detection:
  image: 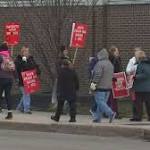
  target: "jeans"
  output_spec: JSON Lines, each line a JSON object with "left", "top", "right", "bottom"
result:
{"left": 17, "top": 87, "right": 31, "bottom": 112}
{"left": 94, "top": 91, "right": 114, "bottom": 122}
{"left": 91, "top": 95, "right": 97, "bottom": 112}
{"left": 107, "top": 91, "right": 119, "bottom": 117}
{"left": 0, "top": 78, "right": 13, "bottom": 111}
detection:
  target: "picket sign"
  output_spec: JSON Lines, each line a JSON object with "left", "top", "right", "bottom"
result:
{"left": 112, "top": 72, "right": 130, "bottom": 99}
{"left": 70, "top": 22, "right": 88, "bottom": 64}
{"left": 21, "top": 69, "right": 40, "bottom": 94}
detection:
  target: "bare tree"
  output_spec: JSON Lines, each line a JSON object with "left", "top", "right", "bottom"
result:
{"left": 4, "top": 0, "right": 101, "bottom": 91}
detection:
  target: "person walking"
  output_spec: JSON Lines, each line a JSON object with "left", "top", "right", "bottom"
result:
{"left": 90, "top": 48, "right": 116, "bottom": 123}
{"left": 108, "top": 46, "right": 122, "bottom": 118}
{"left": 126, "top": 47, "right": 142, "bottom": 121}
{"left": 15, "top": 46, "right": 40, "bottom": 114}
{"left": 52, "top": 46, "right": 72, "bottom": 111}
{"left": 88, "top": 56, "right": 98, "bottom": 117}
{"left": 133, "top": 51, "right": 150, "bottom": 121}
{"left": 51, "top": 60, "right": 79, "bottom": 122}
{"left": 0, "top": 42, "right": 15, "bottom": 119}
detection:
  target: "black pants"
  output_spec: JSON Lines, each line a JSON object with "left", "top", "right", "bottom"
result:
{"left": 55, "top": 97, "right": 76, "bottom": 120}
{"left": 135, "top": 92, "right": 150, "bottom": 120}
{"left": 0, "top": 78, "right": 13, "bottom": 111}
{"left": 132, "top": 101, "right": 138, "bottom": 119}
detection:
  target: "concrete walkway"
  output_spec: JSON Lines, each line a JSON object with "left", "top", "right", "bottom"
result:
{"left": 0, "top": 110, "right": 150, "bottom": 139}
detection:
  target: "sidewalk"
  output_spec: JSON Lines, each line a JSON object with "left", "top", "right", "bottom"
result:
{"left": 0, "top": 110, "right": 150, "bottom": 140}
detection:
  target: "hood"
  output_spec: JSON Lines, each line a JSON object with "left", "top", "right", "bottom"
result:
{"left": 97, "top": 48, "right": 109, "bottom": 61}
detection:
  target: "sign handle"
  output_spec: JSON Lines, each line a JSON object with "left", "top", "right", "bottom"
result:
{"left": 10, "top": 45, "right": 14, "bottom": 57}
{"left": 73, "top": 48, "right": 78, "bottom": 64}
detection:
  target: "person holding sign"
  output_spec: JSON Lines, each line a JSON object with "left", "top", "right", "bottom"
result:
{"left": 126, "top": 47, "right": 143, "bottom": 121}
{"left": 51, "top": 60, "right": 79, "bottom": 122}
{"left": 15, "top": 46, "right": 40, "bottom": 114}
{"left": 133, "top": 51, "right": 150, "bottom": 121}
{"left": 108, "top": 46, "right": 122, "bottom": 119}
{"left": 0, "top": 42, "right": 15, "bottom": 119}
{"left": 53, "top": 46, "right": 72, "bottom": 112}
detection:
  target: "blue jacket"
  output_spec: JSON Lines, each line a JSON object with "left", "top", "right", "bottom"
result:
{"left": 133, "top": 58, "right": 150, "bottom": 92}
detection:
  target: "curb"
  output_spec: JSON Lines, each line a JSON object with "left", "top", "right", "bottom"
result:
{"left": 0, "top": 121, "right": 150, "bottom": 139}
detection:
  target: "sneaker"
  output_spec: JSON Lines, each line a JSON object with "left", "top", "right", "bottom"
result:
{"left": 16, "top": 108, "right": 24, "bottom": 113}
{"left": 93, "top": 120, "right": 101, "bottom": 123}
{"left": 109, "top": 112, "right": 116, "bottom": 123}
{"left": 115, "top": 115, "right": 122, "bottom": 119}
{"left": 5, "top": 112, "right": 13, "bottom": 120}
{"left": 130, "top": 118, "right": 142, "bottom": 122}
{"left": 89, "top": 109, "right": 95, "bottom": 118}
{"left": 51, "top": 115, "right": 59, "bottom": 122}
{"left": 24, "top": 111, "right": 32, "bottom": 114}
{"left": 69, "top": 118, "right": 76, "bottom": 123}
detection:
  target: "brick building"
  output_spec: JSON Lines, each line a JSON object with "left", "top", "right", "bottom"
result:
{"left": 0, "top": 0, "right": 150, "bottom": 98}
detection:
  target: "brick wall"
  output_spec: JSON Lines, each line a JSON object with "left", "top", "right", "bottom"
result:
{"left": 0, "top": 4, "right": 150, "bottom": 96}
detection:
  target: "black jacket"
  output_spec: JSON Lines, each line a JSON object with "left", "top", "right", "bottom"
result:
{"left": 56, "top": 55, "right": 71, "bottom": 75}
{"left": 133, "top": 58, "right": 150, "bottom": 92}
{"left": 15, "top": 55, "right": 40, "bottom": 86}
{"left": 57, "top": 67, "right": 79, "bottom": 100}
{"left": 109, "top": 55, "right": 122, "bottom": 73}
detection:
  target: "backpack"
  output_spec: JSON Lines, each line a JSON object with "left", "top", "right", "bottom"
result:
{"left": 0, "top": 50, "right": 15, "bottom": 72}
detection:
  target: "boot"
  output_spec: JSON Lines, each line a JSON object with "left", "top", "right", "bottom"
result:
{"left": 5, "top": 112, "right": 13, "bottom": 120}
{"left": 69, "top": 117, "right": 76, "bottom": 123}
{"left": 51, "top": 115, "right": 59, "bottom": 122}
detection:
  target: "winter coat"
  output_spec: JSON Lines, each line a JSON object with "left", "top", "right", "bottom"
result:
{"left": 109, "top": 55, "right": 122, "bottom": 73}
{"left": 15, "top": 55, "right": 40, "bottom": 86}
{"left": 92, "top": 49, "right": 114, "bottom": 91}
{"left": 0, "top": 49, "right": 14, "bottom": 79}
{"left": 57, "top": 67, "right": 79, "bottom": 100}
{"left": 56, "top": 55, "right": 71, "bottom": 76}
{"left": 126, "top": 57, "right": 137, "bottom": 75}
{"left": 133, "top": 58, "right": 150, "bottom": 92}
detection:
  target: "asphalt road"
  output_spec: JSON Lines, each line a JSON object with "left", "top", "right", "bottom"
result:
{"left": 0, "top": 130, "right": 150, "bottom": 150}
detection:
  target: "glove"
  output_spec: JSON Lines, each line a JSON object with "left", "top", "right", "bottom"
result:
{"left": 90, "top": 82, "right": 97, "bottom": 91}
{"left": 22, "top": 56, "right": 27, "bottom": 62}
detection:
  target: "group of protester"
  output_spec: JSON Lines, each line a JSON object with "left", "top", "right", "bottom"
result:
{"left": 0, "top": 42, "right": 150, "bottom": 123}
{"left": 89, "top": 46, "right": 150, "bottom": 123}
{"left": 0, "top": 42, "right": 40, "bottom": 119}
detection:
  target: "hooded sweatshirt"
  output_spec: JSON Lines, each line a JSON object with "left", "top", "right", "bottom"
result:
{"left": 92, "top": 48, "right": 114, "bottom": 90}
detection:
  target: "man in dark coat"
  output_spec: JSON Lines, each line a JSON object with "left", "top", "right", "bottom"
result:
{"left": 51, "top": 60, "right": 79, "bottom": 122}
{"left": 133, "top": 53, "right": 150, "bottom": 121}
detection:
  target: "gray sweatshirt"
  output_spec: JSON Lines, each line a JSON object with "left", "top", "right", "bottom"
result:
{"left": 92, "top": 49, "right": 114, "bottom": 90}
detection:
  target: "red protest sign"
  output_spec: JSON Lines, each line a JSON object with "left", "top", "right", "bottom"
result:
{"left": 112, "top": 72, "right": 129, "bottom": 99}
{"left": 5, "top": 22, "right": 20, "bottom": 46}
{"left": 70, "top": 23, "right": 88, "bottom": 48}
{"left": 21, "top": 69, "right": 40, "bottom": 94}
